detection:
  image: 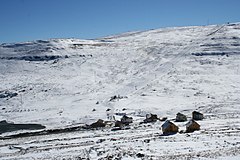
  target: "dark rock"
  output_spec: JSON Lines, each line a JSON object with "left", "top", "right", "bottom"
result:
{"left": 96, "top": 139, "right": 105, "bottom": 143}
{"left": 0, "top": 121, "right": 45, "bottom": 134}
{"left": 110, "top": 138, "right": 117, "bottom": 141}
{"left": 159, "top": 117, "right": 168, "bottom": 121}
{"left": 106, "top": 108, "right": 111, "bottom": 111}
{"left": 179, "top": 130, "right": 185, "bottom": 134}
{"left": 0, "top": 91, "right": 18, "bottom": 99}
{"left": 109, "top": 95, "right": 127, "bottom": 102}
{"left": 192, "top": 52, "right": 226, "bottom": 56}
{"left": 144, "top": 139, "right": 150, "bottom": 143}
{"left": 52, "top": 60, "right": 58, "bottom": 64}
{"left": 11, "top": 93, "right": 18, "bottom": 97}
{"left": 92, "top": 109, "right": 96, "bottom": 112}
{"left": 136, "top": 153, "right": 145, "bottom": 158}
{"left": 115, "top": 113, "right": 126, "bottom": 116}
{"left": 109, "top": 95, "right": 118, "bottom": 101}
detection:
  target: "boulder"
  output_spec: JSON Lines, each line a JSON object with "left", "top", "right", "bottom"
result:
{"left": 176, "top": 112, "right": 187, "bottom": 122}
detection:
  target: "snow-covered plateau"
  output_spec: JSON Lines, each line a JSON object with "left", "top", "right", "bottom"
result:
{"left": 0, "top": 23, "right": 240, "bottom": 159}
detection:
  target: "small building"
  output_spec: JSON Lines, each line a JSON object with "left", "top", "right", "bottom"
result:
{"left": 186, "top": 119, "right": 200, "bottom": 133}
{"left": 176, "top": 112, "right": 187, "bottom": 122}
{"left": 192, "top": 111, "right": 204, "bottom": 120}
{"left": 161, "top": 120, "right": 179, "bottom": 135}
{"left": 90, "top": 119, "right": 106, "bottom": 128}
{"left": 143, "top": 113, "right": 158, "bottom": 123}
{"left": 114, "top": 120, "right": 125, "bottom": 128}
{"left": 121, "top": 115, "right": 133, "bottom": 125}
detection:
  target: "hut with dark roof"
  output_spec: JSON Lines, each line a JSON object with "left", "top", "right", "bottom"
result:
{"left": 161, "top": 120, "right": 179, "bottom": 135}
{"left": 186, "top": 119, "right": 200, "bottom": 133}
{"left": 192, "top": 111, "right": 204, "bottom": 120}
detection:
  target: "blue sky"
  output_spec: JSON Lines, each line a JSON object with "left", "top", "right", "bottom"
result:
{"left": 0, "top": 0, "right": 240, "bottom": 43}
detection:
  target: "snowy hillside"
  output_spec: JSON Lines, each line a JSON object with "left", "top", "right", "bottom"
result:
{"left": 0, "top": 23, "right": 240, "bottom": 159}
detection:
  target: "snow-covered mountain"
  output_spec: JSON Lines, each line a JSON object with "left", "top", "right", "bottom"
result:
{"left": 0, "top": 23, "right": 240, "bottom": 159}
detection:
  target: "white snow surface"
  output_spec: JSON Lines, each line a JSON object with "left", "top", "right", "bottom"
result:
{"left": 0, "top": 23, "right": 240, "bottom": 159}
